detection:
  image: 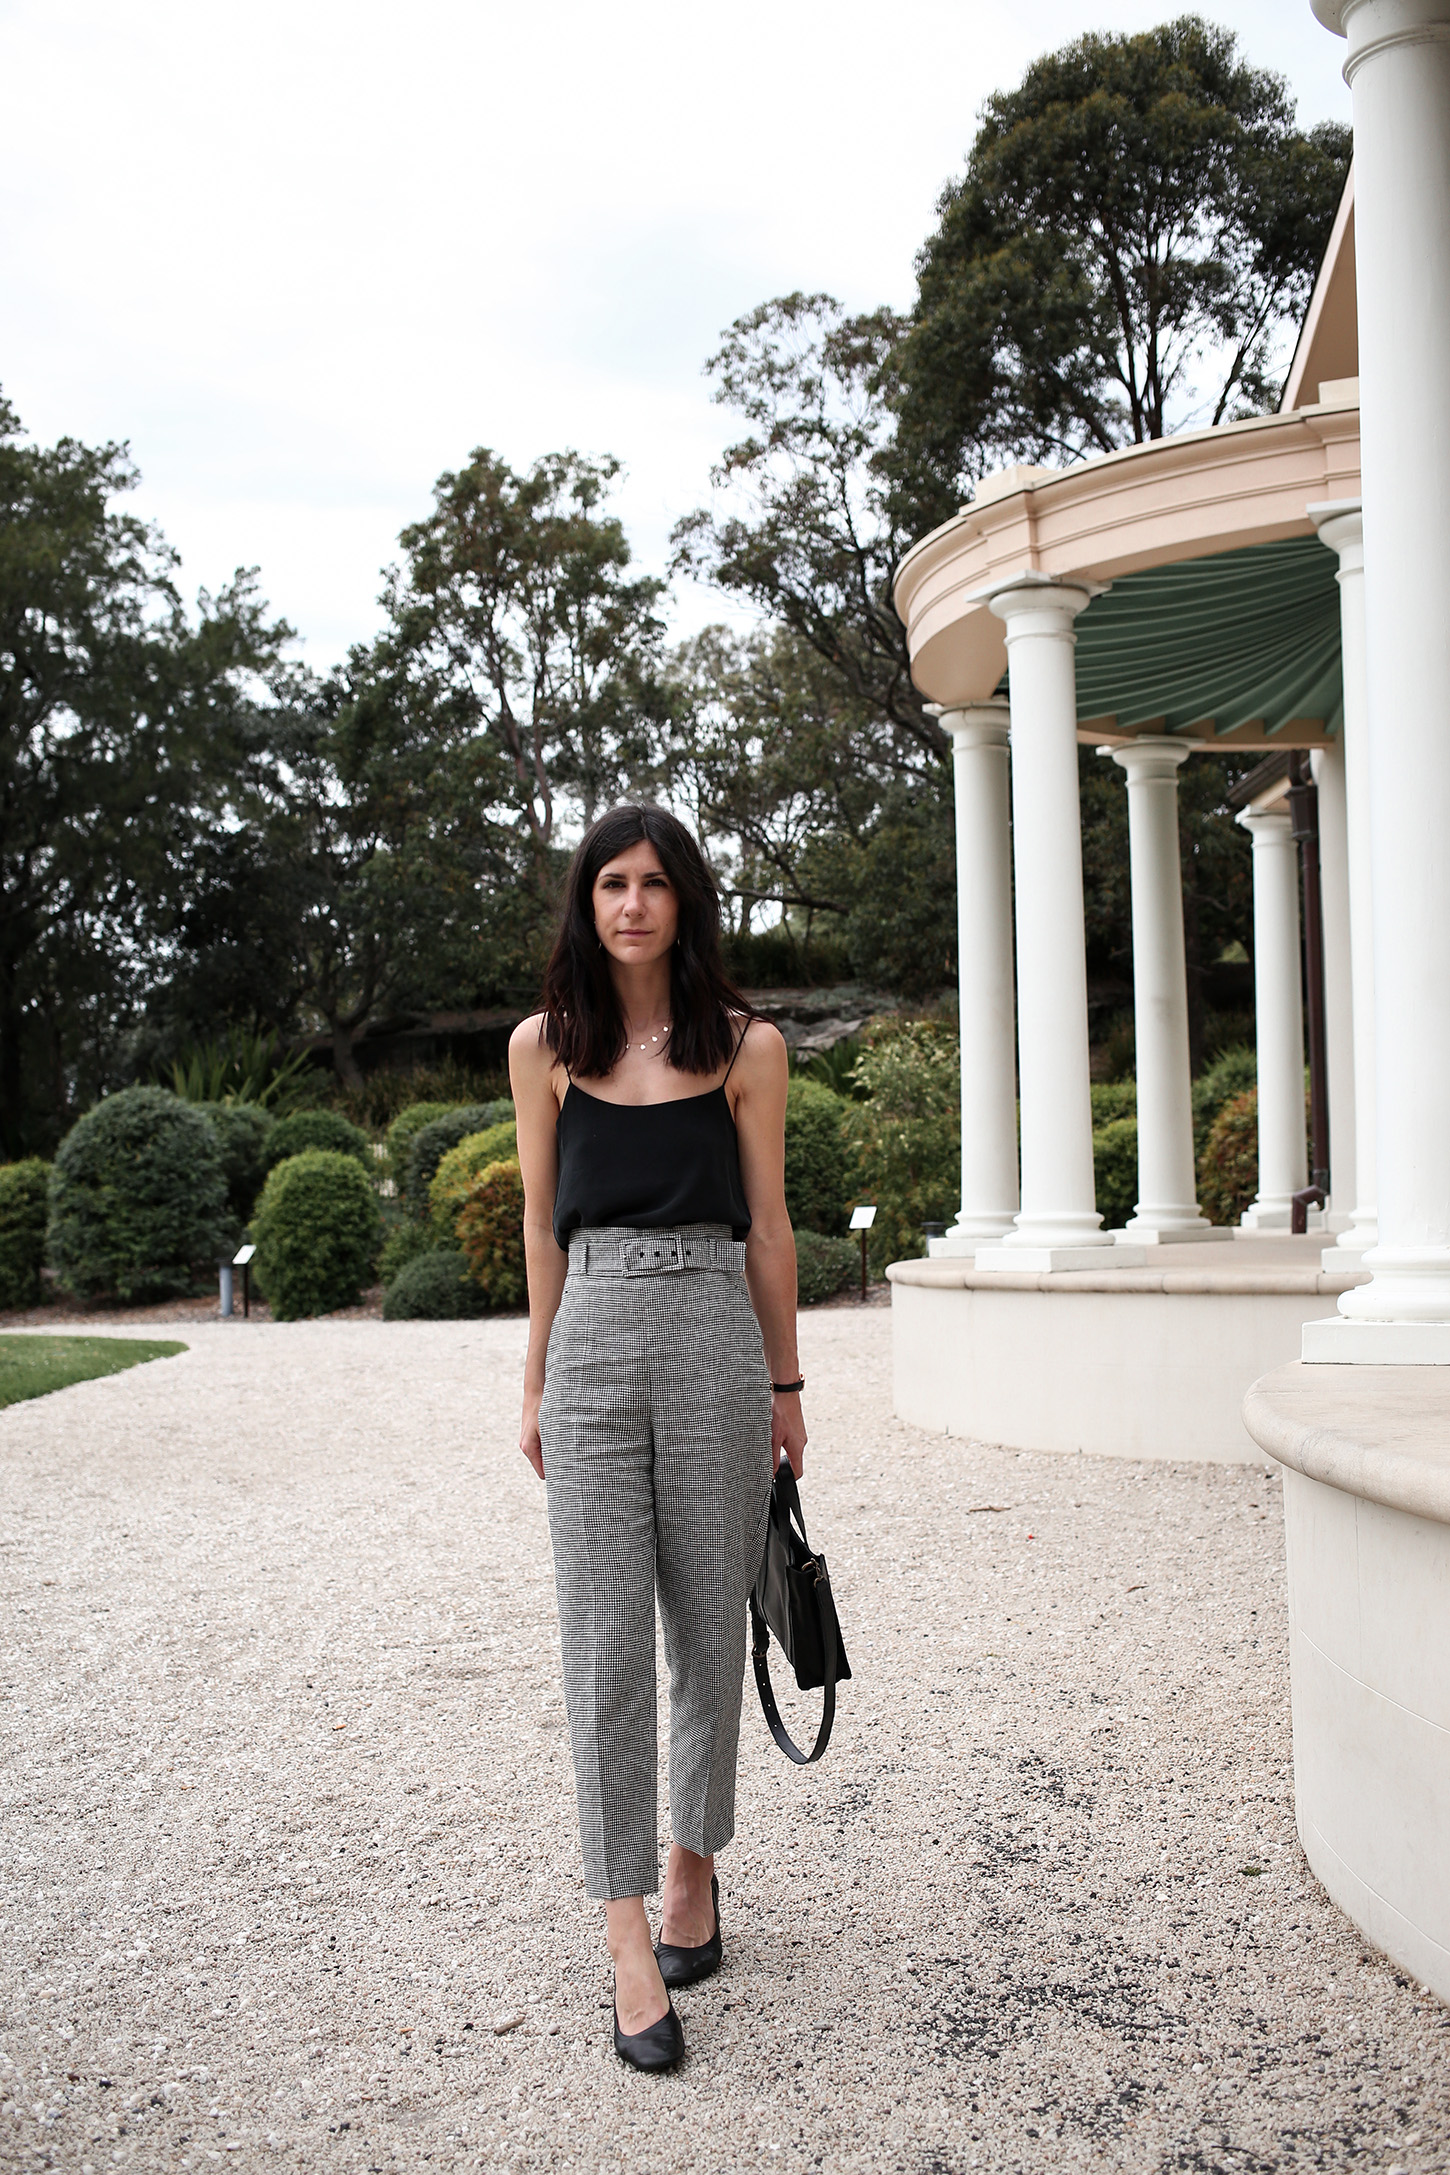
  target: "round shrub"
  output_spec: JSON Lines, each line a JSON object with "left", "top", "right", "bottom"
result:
{"left": 0, "top": 1158, "right": 51, "bottom": 1310}
{"left": 199, "top": 1103, "right": 274, "bottom": 1223}
{"left": 1198, "top": 1088, "right": 1260, "bottom": 1228}
{"left": 794, "top": 1228, "right": 857, "bottom": 1306}
{"left": 429, "top": 1121, "right": 519, "bottom": 1238}
{"left": 783, "top": 1080, "right": 852, "bottom": 1235}
{"left": 378, "top": 1217, "right": 442, "bottom": 1288}
{"left": 49, "top": 1087, "right": 232, "bottom": 1301}
{"left": 262, "top": 1108, "right": 372, "bottom": 1174}
{"left": 1192, "top": 1044, "right": 1257, "bottom": 1161}
{"left": 842, "top": 1020, "right": 960, "bottom": 1276}
{"left": 252, "top": 1150, "right": 381, "bottom": 1320}
{"left": 404, "top": 1103, "right": 513, "bottom": 1213}
{"left": 1090, "top": 1081, "right": 1137, "bottom": 1127}
{"left": 382, "top": 1248, "right": 490, "bottom": 1321}
{"left": 384, "top": 1101, "right": 457, "bottom": 1186}
{"left": 1092, "top": 1116, "right": 1139, "bottom": 1231}
{"left": 456, "top": 1160, "right": 527, "bottom": 1307}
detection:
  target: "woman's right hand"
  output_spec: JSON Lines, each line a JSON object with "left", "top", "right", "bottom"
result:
{"left": 520, "top": 1390, "right": 545, "bottom": 1480}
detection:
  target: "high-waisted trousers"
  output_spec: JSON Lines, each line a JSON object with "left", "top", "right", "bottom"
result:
{"left": 539, "top": 1224, "right": 774, "bottom": 1899}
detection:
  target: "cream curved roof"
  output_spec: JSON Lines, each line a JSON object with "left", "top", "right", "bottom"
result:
{"left": 894, "top": 389, "right": 1361, "bottom": 717}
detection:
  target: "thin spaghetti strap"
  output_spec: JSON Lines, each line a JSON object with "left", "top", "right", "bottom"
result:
{"left": 721, "top": 1019, "right": 749, "bottom": 1087}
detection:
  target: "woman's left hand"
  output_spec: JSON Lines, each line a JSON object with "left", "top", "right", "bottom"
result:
{"left": 772, "top": 1391, "right": 807, "bottom": 1478}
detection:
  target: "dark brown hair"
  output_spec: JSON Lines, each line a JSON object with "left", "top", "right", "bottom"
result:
{"left": 540, "top": 804, "right": 754, "bottom": 1078}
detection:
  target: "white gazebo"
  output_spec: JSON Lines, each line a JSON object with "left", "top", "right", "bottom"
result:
{"left": 890, "top": 0, "right": 1450, "bottom": 2001}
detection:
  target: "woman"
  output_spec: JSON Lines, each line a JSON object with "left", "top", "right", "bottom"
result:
{"left": 510, "top": 803, "right": 807, "bottom": 2073}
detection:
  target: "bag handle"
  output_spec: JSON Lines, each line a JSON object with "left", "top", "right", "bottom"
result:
{"left": 749, "top": 1575, "right": 840, "bottom": 1766}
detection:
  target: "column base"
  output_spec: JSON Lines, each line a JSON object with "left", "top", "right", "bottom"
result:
{"left": 928, "top": 1217, "right": 1018, "bottom": 1257}
{"left": 1321, "top": 1230, "right": 1377, "bottom": 1271}
{"left": 1302, "top": 1316, "right": 1450, "bottom": 1364}
{"left": 975, "top": 1243, "right": 1150, "bottom": 1271}
{"left": 1121, "top": 1222, "right": 1235, "bottom": 1245}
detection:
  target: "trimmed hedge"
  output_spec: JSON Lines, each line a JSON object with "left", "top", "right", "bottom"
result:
{"left": 456, "top": 1160, "right": 528, "bottom": 1307}
{"left": 384, "top": 1101, "right": 457, "bottom": 1186}
{"left": 199, "top": 1103, "right": 274, "bottom": 1223}
{"left": 783, "top": 1080, "right": 852, "bottom": 1235}
{"left": 382, "top": 1248, "right": 490, "bottom": 1321}
{"left": 0, "top": 1159, "right": 51, "bottom": 1310}
{"left": 404, "top": 1103, "right": 513, "bottom": 1213}
{"left": 429, "top": 1122, "right": 519, "bottom": 1238}
{"left": 48, "top": 1088, "right": 232, "bottom": 1301}
{"left": 1092, "top": 1116, "right": 1139, "bottom": 1231}
{"left": 1192, "top": 1045, "right": 1257, "bottom": 1162}
{"left": 252, "top": 1150, "right": 381, "bottom": 1320}
{"left": 841, "top": 1020, "right": 960, "bottom": 1276}
{"left": 795, "top": 1228, "right": 857, "bottom": 1306}
{"left": 377, "top": 1217, "right": 440, "bottom": 1288}
{"left": 262, "top": 1108, "right": 372, "bottom": 1173}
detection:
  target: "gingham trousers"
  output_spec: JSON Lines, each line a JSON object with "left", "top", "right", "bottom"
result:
{"left": 538, "top": 1225, "right": 774, "bottom": 1899}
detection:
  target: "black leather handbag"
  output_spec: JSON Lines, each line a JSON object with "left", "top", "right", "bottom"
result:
{"left": 749, "top": 1463, "right": 851, "bottom": 1765}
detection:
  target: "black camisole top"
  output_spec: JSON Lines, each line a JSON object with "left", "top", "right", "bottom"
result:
{"left": 552, "top": 1056, "right": 752, "bottom": 1250}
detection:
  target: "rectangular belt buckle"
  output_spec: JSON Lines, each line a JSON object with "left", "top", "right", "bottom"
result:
{"left": 623, "top": 1234, "right": 684, "bottom": 1276}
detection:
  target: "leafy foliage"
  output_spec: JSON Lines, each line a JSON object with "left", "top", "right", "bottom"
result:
{"left": 429, "top": 1122, "right": 520, "bottom": 1239}
{"left": 198, "top": 1103, "right": 274, "bottom": 1224}
{"left": 1092, "top": 1116, "right": 1140, "bottom": 1230}
{"left": 1198, "top": 1088, "right": 1260, "bottom": 1227}
{"left": 403, "top": 1104, "right": 513, "bottom": 1215}
{"left": 841, "top": 1020, "right": 960, "bottom": 1275}
{"left": 163, "top": 1031, "right": 312, "bottom": 1110}
{"left": 385, "top": 1102, "right": 462, "bottom": 1186}
{"left": 794, "top": 1228, "right": 858, "bottom": 1306}
{"left": 263, "top": 1108, "right": 372, "bottom": 1173}
{"left": 48, "top": 1086, "right": 231, "bottom": 1301}
{"left": 898, "top": 19, "right": 1352, "bottom": 483}
{"left": 1192, "top": 1043, "right": 1258, "bottom": 1161}
{"left": 252, "top": 1149, "right": 381, "bottom": 1320}
{"left": 382, "top": 1248, "right": 491, "bottom": 1321}
{"left": 377, "top": 1216, "right": 443, "bottom": 1289}
{"left": 783, "top": 1081, "right": 853, "bottom": 1236}
{"left": 456, "top": 1160, "right": 528, "bottom": 1307}
{"left": 0, "top": 1158, "right": 51, "bottom": 1310}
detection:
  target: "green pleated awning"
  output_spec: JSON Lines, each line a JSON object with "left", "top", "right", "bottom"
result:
{"left": 1067, "top": 536, "right": 1343, "bottom": 739}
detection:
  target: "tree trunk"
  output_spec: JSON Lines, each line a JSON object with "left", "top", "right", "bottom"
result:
{"left": 329, "top": 1017, "right": 366, "bottom": 1090}
{"left": 0, "top": 950, "right": 25, "bottom": 1159}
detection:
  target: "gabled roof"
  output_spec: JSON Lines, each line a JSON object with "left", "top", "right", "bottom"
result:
{"left": 1280, "top": 163, "right": 1357, "bottom": 412}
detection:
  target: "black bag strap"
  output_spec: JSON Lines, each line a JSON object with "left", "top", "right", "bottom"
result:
{"left": 749, "top": 1577, "right": 840, "bottom": 1766}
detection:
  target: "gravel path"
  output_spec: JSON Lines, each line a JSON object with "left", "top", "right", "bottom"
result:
{"left": 3, "top": 1311, "right": 1449, "bottom": 2175}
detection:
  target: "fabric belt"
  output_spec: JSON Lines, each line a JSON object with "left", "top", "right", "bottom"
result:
{"left": 571, "top": 1233, "right": 747, "bottom": 1278}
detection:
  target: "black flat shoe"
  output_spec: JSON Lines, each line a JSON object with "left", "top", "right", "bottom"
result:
{"left": 655, "top": 1874, "right": 722, "bottom": 1989}
{"left": 612, "top": 1981, "right": 684, "bottom": 2072}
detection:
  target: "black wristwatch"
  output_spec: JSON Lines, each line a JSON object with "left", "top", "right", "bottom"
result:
{"left": 771, "top": 1376, "right": 805, "bottom": 1394}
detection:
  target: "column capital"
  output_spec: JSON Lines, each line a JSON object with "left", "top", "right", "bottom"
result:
{"left": 1110, "top": 736, "right": 1194, "bottom": 782}
{"left": 1327, "top": 0, "right": 1450, "bottom": 81}
{"left": 1309, "top": 498, "right": 1364, "bottom": 570}
{"left": 987, "top": 577, "right": 1100, "bottom": 638}
{"left": 927, "top": 698, "right": 1011, "bottom": 751}
{"left": 1237, "top": 808, "right": 1294, "bottom": 842}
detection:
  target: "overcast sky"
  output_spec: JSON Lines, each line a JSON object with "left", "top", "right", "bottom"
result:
{"left": 1, "top": 0, "right": 1351, "bottom": 666}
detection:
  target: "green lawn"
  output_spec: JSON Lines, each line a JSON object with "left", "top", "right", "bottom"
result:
{"left": 0, "top": 1336, "right": 188, "bottom": 1408}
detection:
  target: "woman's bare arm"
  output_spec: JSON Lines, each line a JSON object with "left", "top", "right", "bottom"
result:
{"left": 509, "top": 1013, "right": 568, "bottom": 1480}
{"left": 732, "top": 1019, "right": 807, "bottom": 1478}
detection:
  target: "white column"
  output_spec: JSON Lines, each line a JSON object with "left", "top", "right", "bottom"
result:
{"left": 1311, "top": 502, "right": 1377, "bottom": 1260}
{"left": 929, "top": 701, "right": 1019, "bottom": 1251}
{"left": 1310, "top": 739, "right": 1356, "bottom": 1230}
{"left": 976, "top": 579, "right": 1145, "bottom": 1271}
{"left": 1309, "top": 0, "right": 1450, "bottom": 1346}
{"left": 1111, "top": 739, "right": 1226, "bottom": 1239}
{"left": 1237, "top": 811, "right": 1308, "bottom": 1229}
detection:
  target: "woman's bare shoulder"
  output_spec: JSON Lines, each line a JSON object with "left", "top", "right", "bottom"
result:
{"left": 732, "top": 1015, "right": 788, "bottom": 1080}
{"left": 509, "top": 1012, "right": 556, "bottom": 1077}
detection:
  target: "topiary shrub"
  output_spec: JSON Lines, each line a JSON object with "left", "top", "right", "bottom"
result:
{"left": 429, "top": 1122, "right": 519, "bottom": 1238}
{"left": 0, "top": 1158, "right": 52, "bottom": 1310}
{"left": 262, "top": 1107, "right": 372, "bottom": 1174}
{"left": 1090, "top": 1081, "right": 1137, "bottom": 1126}
{"left": 841, "top": 1019, "right": 960, "bottom": 1276}
{"left": 384, "top": 1101, "right": 457, "bottom": 1186}
{"left": 404, "top": 1103, "right": 513, "bottom": 1214}
{"left": 1198, "top": 1088, "right": 1260, "bottom": 1228}
{"left": 199, "top": 1103, "right": 274, "bottom": 1223}
{"left": 784, "top": 1080, "right": 852, "bottom": 1235}
{"left": 252, "top": 1150, "right": 381, "bottom": 1320}
{"left": 382, "top": 1248, "right": 490, "bottom": 1321}
{"left": 49, "top": 1088, "right": 233, "bottom": 1301}
{"left": 794, "top": 1228, "right": 857, "bottom": 1306}
{"left": 456, "top": 1160, "right": 528, "bottom": 1306}
{"left": 378, "top": 1217, "right": 441, "bottom": 1288}
{"left": 1092, "top": 1116, "right": 1139, "bottom": 1231}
